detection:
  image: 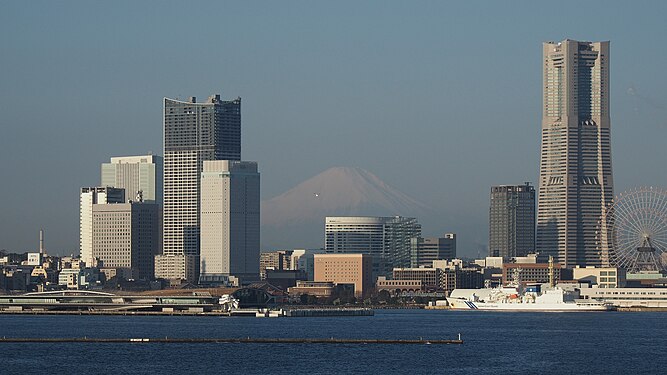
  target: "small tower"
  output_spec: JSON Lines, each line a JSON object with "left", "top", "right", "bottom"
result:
{"left": 548, "top": 255, "right": 555, "bottom": 287}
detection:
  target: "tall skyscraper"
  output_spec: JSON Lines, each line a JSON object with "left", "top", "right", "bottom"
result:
{"left": 199, "top": 160, "right": 260, "bottom": 284}
{"left": 101, "top": 155, "right": 163, "bottom": 204}
{"left": 489, "top": 183, "right": 535, "bottom": 258}
{"left": 537, "top": 40, "right": 613, "bottom": 267}
{"left": 80, "top": 187, "right": 125, "bottom": 266}
{"left": 325, "top": 216, "right": 421, "bottom": 277}
{"left": 155, "top": 95, "right": 241, "bottom": 282}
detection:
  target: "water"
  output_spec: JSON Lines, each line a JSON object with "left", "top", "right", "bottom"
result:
{"left": 0, "top": 310, "right": 664, "bottom": 374}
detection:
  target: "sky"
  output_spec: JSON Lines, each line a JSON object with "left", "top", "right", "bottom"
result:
{"left": 1, "top": 1, "right": 666, "bottom": 257}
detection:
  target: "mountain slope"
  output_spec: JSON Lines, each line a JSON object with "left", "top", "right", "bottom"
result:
{"left": 261, "top": 166, "right": 430, "bottom": 227}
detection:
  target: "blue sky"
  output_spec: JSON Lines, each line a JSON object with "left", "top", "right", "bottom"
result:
{"left": 1, "top": 1, "right": 666, "bottom": 256}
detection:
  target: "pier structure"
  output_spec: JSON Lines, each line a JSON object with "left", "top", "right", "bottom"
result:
{"left": 0, "top": 290, "right": 219, "bottom": 313}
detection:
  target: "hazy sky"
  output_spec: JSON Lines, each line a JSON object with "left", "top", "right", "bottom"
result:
{"left": 1, "top": 1, "right": 666, "bottom": 257}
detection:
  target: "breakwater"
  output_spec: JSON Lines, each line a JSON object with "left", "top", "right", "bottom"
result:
{"left": 282, "top": 308, "right": 373, "bottom": 317}
{"left": 0, "top": 337, "right": 462, "bottom": 345}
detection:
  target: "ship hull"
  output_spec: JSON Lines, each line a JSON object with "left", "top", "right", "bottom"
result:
{"left": 446, "top": 298, "right": 611, "bottom": 312}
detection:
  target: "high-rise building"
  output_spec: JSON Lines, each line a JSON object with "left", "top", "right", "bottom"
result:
{"left": 80, "top": 187, "right": 125, "bottom": 266}
{"left": 101, "top": 155, "right": 163, "bottom": 204}
{"left": 156, "top": 95, "right": 241, "bottom": 282}
{"left": 199, "top": 160, "right": 259, "bottom": 284}
{"left": 489, "top": 183, "right": 535, "bottom": 258}
{"left": 411, "top": 234, "right": 457, "bottom": 268}
{"left": 92, "top": 202, "right": 159, "bottom": 280}
{"left": 325, "top": 216, "right": 421, "bottom": 277}
{"left": 537, "top": 40, "right": 613, "bottom": 268}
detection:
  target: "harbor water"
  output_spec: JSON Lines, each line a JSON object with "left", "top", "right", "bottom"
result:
{"left": 0, "top": 309, "right": 665, "bottom": 374}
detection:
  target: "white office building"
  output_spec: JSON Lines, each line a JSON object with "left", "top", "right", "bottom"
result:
{"left": 199, "top": 160, "right": 259, "bottom": 284}
{"left": 101, "top": 154, "right": 162, "bottom": 204}
{"left": 325, "top": 216, "right": 421, "bottom": 277}
{"left": 80, "top": 187, "right": 125, "bottom": 266}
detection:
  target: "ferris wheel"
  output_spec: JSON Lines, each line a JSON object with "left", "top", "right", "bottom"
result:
{"left": 603, "top": 187, "right": 667, "bottom": 273}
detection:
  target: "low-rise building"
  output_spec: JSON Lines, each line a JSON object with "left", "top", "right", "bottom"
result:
{"left": 2, "top": 266, "right": 31, "bottom": 292}
{"left": 265, "top": 269, "right": 307, "bottom": 291}
{"left": 259, "top": 250, "right": 293, "bottom": 279}
{"left": 288, "top": 281, "right": 338, "bottom": 298}
{"left": 573, "top": 266, "right": 626, "bottom": 288}
{"left": 393, "top": 268, "right": 440, "bottom": 290}
{"left": 502, "top": 263, "right": 562, "bottom": 285}
{"left": 290, "top": 249, "right": 325, "bottom": 281}
{"left": 625, "top": 271, "right": 667, "bottom": 287}
{"left": 392, "top": 263, "right": 484, "bottom": 296}
{"left": 474, "top": 256, "right": 504, "bottom": 268}
{"left": 58, "top": 268, "right": 101, "bottom": 290}
{"left": 376, "top": 276, "right": 423, "bottom": 293}
{"left": 313, "top": 254, "right": 373, "bottom": 298}
{"left": 440, "top": 267, "right": 484, "bottom": 295}
{"left": 580, "top": 287, "right": 667, "bottom": 308}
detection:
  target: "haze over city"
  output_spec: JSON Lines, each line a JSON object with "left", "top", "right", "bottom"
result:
{"left": 2, "top": 1, "right": 667, "bottom": 257}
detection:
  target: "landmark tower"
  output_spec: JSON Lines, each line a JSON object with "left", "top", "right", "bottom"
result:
{"left": 536, "top": 40, "right": 613, "bottom": 267}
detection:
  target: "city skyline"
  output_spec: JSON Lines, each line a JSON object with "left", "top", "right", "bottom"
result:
{"left": 2, "top": 2, "right": 667, "bottom": 257}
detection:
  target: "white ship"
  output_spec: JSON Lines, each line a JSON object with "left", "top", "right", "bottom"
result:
{"left": 446, "top": 257, "right": 612, "bottom": 312}
{"left": 446, "top": 285, "right": 612, "bottom": 311}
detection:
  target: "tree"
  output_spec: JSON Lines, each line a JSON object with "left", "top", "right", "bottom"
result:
{"left": 378, "top": 289, "right": 391, "bottom": 303}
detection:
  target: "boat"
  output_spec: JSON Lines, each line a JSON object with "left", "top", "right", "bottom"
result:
{"left": 446, "top": 257, "right": 612, "bottom": 312}
{"left": 446, "top": 284, "right": 612, "bottom": 311}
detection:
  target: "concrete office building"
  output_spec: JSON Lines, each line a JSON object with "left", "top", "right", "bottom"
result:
{"left": 537, "top": 40, "right": 613, "bottom": 267}
{"left": 578, "top": 287, "right": 667, "bottom": 308}
{"left": 199, "top": 160, "right": 259, "bottom": 284}
{"left": 325, "top": 216, "right": 421, "bottom": 277}
{"left": 92, "top": 202, "right": 159, "bottom": 280}
{"left": 259, "top": 250, "right": 292, "bottom": 280}
{"left": 101, "top": 155, "right": 163, "bottom": 204}
{"left": 573, "top": 266, "right": 626, "bottom": 288}
{"left": 156, "top": 95, "right": 241, "bottom": 282}
{"left": 393, "top": 263, "right": 484, "bottom": 295}
{"left": 291, "top": 249, "right": 326, "bottom": 281}
{"left": 392, "top": 268, "right": 440, "bottom": 290}
{"left": 489, "top": 183, "right": 535, "bottom": 258}
{"left": 313, "top": 253, "right": 373, "bottom": 298}
{"left": 80, "top": 187, "right": 125, "bottom": 266}
{"left": 502, "top": 263, "right": 563, "bottom": 285}
{"left": 411, "top": 233, "right": 456, "bottom": 268}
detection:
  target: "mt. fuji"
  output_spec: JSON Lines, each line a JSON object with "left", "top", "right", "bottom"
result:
{"left": 261, "top": 167, "right": 434, "bottom": 249}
